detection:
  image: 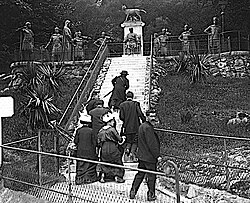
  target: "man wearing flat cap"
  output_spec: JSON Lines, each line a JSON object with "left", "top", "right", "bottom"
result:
{"left": 108, "top": 70, "right": 129, "bottom": 110}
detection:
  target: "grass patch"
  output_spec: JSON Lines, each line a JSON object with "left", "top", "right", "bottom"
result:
{"left": 157, "top": 74, "right": 250, "bottom": 156}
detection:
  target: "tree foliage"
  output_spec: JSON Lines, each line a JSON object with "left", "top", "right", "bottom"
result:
{"left": 0, "top": 0, "right": 249, "bottom": 73}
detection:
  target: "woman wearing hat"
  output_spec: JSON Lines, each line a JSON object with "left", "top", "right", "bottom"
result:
{"left": 108, "top": 70, "right": 129, "bottom": 110}
{"left": 73, "top": 114, "right": 98, "bottom": 184}
{"left": 97, "top": 113, "right": 126, "bottom": 183}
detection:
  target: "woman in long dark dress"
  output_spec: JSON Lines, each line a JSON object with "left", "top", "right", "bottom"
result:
{"left": 97, "top": 113, "right": 126, "bottom": 183}
{"left": 74, "top": 114, "right": 98, "bottom": 184}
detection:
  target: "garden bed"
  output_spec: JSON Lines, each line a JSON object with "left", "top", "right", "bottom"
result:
{"left": 155, "top": 58, "right": 250, "bottom": 199}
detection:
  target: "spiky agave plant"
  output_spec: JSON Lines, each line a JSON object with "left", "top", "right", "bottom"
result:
{"left": 22, "top": 85, "right": 61, "bottom": 130}
{"left": 0, "top": 62, "right": 67, "bottom": 131}
{"left": 173, "top": 52, "right": 190, "bottom": 74}
{"left": 189, "top": 54, "right": 211, "bottom": 84}
{"left": 37, "top": 63, "right": 68, "bottom": 97}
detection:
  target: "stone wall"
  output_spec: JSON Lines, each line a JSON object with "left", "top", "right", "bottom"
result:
{"left": 205, "top": 52, "right": 250, "bottom": 78}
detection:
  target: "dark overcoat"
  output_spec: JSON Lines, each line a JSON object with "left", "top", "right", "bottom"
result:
{"left": 89, "top": 107, "right": 110, "bottom": 136}
{"left": 137, "top": 121, "right": 160, "bottom": 163}
{"left": 108, "top": 76, "right": 129, "bottom": 108}
{"left": 74, "top": 126, "right": 97, "bottom": 160}
{"left": 119, "top": 100, "right": 146, "bottom": 134}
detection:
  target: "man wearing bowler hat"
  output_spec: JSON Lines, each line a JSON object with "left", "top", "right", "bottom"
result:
{"left": 108, "top": 70, "right": 129, "bottom": 110}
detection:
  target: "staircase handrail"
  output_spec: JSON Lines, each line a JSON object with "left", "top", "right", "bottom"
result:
{"left": 149, "top": 34, "right": 153, "bottom": 109}
{"left": 63, "top": 43, "right": 109, "bottom": 130}
{"left": 58, "top": 40, "right": 108, "bottom": 126}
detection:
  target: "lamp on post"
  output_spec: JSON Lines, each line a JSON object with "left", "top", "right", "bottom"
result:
{"left": 218, "top": 0, "right": 228, "bottom": 51}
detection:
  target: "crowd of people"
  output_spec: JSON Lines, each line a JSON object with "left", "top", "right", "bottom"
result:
{"left": 68, "top": 70, "right": 161, "bottom": 201}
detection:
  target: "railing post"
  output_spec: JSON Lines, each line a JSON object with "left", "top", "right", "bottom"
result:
{"left": 223, "top": 139, "right": 230, "bottom": 191}
{"left": 38, "top": 129, "right": 42, "bottom": 186}
{"left": 197, "top": 39, "right": 200, "bottom": 55}
{"left": 149, "top": 35, "right": 153, "bottom": 110}
{"left": 227, "top": 36, "right": 231, "bottom": 53}
{"left": 54, "top": 132, "right": 59, "bottom": 173}
{"left": 248, "top": 35, "right": 250, "bottom": 51}
{"left": 67, "top": 152, "right": 73, "bottom": 203}
{"left": 164, "top": 160, "right": 180, "bottom": 203}
{"left": 238, "top": 31, "right": 241, "bottom": 51}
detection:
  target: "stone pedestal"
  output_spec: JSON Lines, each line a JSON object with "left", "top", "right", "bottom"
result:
{"left": 121, "top": 21, "right": 145, "bottom": 55}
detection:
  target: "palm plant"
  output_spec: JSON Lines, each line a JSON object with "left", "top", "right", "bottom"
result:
{"left": 189, "top": 54, "right": 211, "bottom": 84}
{"left": 173, "top": 52, "right": 211, "bottom": 84}
{"left": 38, "top": 63, "right": 68, "bottom": 97}
{"left": 22, "top": 85, "right": 61, "bottom": 130}
{"left": 0, "top": 62, "right": 66, "bottom": 131}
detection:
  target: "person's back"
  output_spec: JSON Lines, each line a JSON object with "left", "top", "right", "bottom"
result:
{"left": 120, "top": 99, "right": 145, "bottom": 134}
{"left": 129, "top": 110, "right": 161, "bottom": 201}
{"left": 108, "top": 71, "right": 129, "bottom": 109}
{"left": 89, "top": 100, "right": 110, "bottom": 136}
{"left": 119, "top": 91, "right": 146, "bottom": 160}
{"left": 73, "top": 114, "right": 98, "bottom": 184}
{"left": 75, "top": 125, "right": 97, "bottom": 160}
{"left": 137, "top": 121, "right": 160, "bottom": 163}
{"left": 112, "top": 76, "right": 129, "bottom": 91}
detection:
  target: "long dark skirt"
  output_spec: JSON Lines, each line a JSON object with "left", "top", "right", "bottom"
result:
{"left": 100, "top": 142, "right": 124, "bottom": 179}
{"left": 75, "top": 161, "right": 98, "bottom": 184}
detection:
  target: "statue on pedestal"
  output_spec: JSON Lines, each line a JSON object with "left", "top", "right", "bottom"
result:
{"left": 178, "top": 24, "right": 196, "bottom": 55}
{"left": 73, "top": 31, "right": 91, "bottom": 61}
{"left": 45, "top": 26, "right": 63, "bottom": 62}
{"left": 62, "top": 20, "right": 73, "bottom": 61}
{"left": 20, "top": 22, "right": 34, "bottom": 61}
{"left": 122, "top": 5, "right": 146, "bottom": 22}
{"left": 204, "top": 17, "right": 221, "bottom": 54}
{"left": 158, "top": 28, "right": 171, "bottom": 56}
{"left": 124, "top": 28, "right": 140, "bottom": 55}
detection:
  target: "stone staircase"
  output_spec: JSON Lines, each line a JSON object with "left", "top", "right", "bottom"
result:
{"left": 99, "top": 55, "right": 150, "bottom": 112}
{"left": 27, "top": 55, "right": 185, "bottom": 202}
{"left": 99, "top": 55, "right": 150, "bottom": 134}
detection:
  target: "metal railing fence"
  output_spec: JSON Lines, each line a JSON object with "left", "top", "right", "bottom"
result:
{"left": 2, "top": 126, "right": 250, "bottom": 201}
{"left": 0, "top": 140, "right": 181, "bottom": 203}
{"left": 10, "top": 30, "right": 249, "bottom": 64}
{"left": 12, "top": 42, "right": 99, "bottom": 63}
{"left": 58, "top": 40, "right": 108, "bottom": 128}
{"left": 155, "top": 128, "right": 250, "bottom": 198}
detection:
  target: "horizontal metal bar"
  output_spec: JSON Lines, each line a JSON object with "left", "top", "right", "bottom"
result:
{"left": 155, "top": 128, "right": 250, "bottom": 141}
{"left": 3, "top": 136, "right": 38, "bottom": 146}
{"left": 0, "top": 145, "right": 165, "bottom": 176}
{"left": 2, "top": 176, "right": 93, "bottom": 202}
{"left": 164, "top": 154, "right": 250, "bottom": 171}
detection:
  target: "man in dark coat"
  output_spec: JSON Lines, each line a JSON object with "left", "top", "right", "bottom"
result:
{"left": 89, "top": 99, "right": 110, "bottom": 137}
{"left": 129, "top": 110, "right": 162, "bottom": 201}
{"left": 108, "top": 70, "right": 129, "bottom": 110}
{"left": 119, "top": 91, "right": 146, "bottom": 161}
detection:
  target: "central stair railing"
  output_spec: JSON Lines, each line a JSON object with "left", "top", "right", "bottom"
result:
{"left": 58, "top": 40, "right": 108, "bottom": 130}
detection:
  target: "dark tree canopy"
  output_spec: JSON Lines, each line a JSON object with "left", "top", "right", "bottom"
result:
{"left": 0, "top": 0, "right": 249, "bottom": 72}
